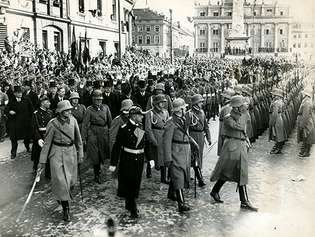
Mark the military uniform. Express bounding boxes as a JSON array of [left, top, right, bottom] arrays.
[[72, 104, 86, 131]]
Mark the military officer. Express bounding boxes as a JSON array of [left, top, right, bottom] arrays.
[[210, 95, 258, 212], [145, 94, 169, 183], [186, 94, 211, 187], [109, 106, 154, 219], [163, 98, 192, 213], [297, 88, 315, 157], [31, 95, 53, 175], [82, 90, 112, 184], [69, 92, 86, 132], [38, 100, 84, 222], [269, 88, 286, 154]]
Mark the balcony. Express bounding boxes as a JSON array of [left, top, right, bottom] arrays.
[[196, 48, 208, 53]]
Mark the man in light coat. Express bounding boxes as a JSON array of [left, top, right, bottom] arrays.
[[39, 100, 84, 222]]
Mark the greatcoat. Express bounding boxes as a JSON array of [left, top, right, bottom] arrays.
[[297, 96, 315, 144], [269, 98, 286, 142]]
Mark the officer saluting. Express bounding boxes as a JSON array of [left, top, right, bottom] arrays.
[[109, 106, 154, 219], [31, 95, 53, 175]]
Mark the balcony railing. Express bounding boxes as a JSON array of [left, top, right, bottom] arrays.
[[196, 48, 208, 53]]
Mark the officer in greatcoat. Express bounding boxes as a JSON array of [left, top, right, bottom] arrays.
[[297, 88, 315, 157], [163, 98, 192, 213], [210, 95, 258, 212], [145, 94, 169, 183], [269, 88, 286, 154], [69, 92, 86, 132], [186, 94, 211, 187], [82, 90, 112, 184], [38, 100, 84, 222], [109, 106, 154, 219], [31, 95, 53, 175]]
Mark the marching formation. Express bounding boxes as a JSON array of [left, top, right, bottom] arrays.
[[0, 47, 314, 223]]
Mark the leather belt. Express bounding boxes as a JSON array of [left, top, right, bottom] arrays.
[[123, 147, 144, 154], [172, 140, 190, 144], [53, 141, 74, 147], [38, 127, 46, 131]]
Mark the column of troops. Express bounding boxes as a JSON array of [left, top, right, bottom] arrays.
[[1, 65, 313, 222]]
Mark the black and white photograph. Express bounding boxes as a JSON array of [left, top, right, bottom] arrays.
[[0, 0, 314, 236]]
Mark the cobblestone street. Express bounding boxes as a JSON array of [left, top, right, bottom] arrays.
[[0, 119, 314, 237]]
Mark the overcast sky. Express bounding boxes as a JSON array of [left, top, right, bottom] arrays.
[[135, 0, 315, 26]]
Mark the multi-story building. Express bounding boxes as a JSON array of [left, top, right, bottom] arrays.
[[0, 0, 133, 56], [291, 22, 315, 64], [132, 8, 193, 57], [193, 0, 292, 57]]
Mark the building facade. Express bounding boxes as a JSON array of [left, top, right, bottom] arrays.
[[193, 0, 292, 57], [290, 22, 315, 64], [132, 8, 193, 57], [0, 0, 133, 56]]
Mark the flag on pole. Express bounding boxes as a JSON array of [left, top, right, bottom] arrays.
[[82, 29, 91, 66], [71, 26, 77, 65]]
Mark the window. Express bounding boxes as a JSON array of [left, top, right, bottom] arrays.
[[111, 0, 117, 20], [253, 11, 257, 16], [137, 25, 143, 32], [280, 11, 284, 16], [39, 0, 47, 3], [154, 35, 160, 44], [266, 9, 272, 13], [146, 35, 151, 44], [97, 0, 102, 16], [54, 31, 61, 52], [146, 25, 151, 32], [138, 35, 143, 45], [99, 41, 106, 55], [53, 0, 60, 7], [279, 29, 283, 35], [293, 34, 297, 39], [200, 29, 206, 35], [227, 12, 232, 16], [213, 42, 219, 52], [79, 0, 84, 13], [154, 25, 160, 32], [200, 42, 206, 48], [213, 12, 219, 16], [265, 29, 270, 35], [200, 11, 205, 17], [298, 43, 301, 48], [293, 43, 296, 48], [42, 30, 48, 49], [213, 29, 219, 35], [305, 34, 308, 38], [132, 36, 135, 45]]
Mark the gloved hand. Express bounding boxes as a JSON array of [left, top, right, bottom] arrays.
[[109, 166, 116, 172], [38, 139, 45, 147], [9, 110, 16, 115], [208, 140, 212, 146], [149, 160, 155, 169]]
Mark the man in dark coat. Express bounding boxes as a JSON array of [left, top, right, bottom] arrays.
[[69, 92, 86, 132], [132, 80, 151, 111], [210, 95, 258, 212], [109, 106, 154, 219], [5, 86, 33, 159], [23, 80, 39, 111], [82, 90, 112, 184], [31, 95, 53, 175], [103, 80, 121, 119], [81, 80, 93, 108], [50, 87, 66, 114]]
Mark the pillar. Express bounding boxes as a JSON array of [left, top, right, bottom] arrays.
[[260, 24, 264, 50], [220, 23, 225, 54], [194, 24, 198, 50], [274, 23, 278, 53]]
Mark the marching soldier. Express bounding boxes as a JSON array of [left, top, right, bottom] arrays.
[[297, 88, 315, 157], [31, 95, 53, 176], [186, 94, 211, 187], [163, 98, 192, 213], [82, 90, 112, 184], [269, 88, 286, 154], [210, 95, 258, 212], [145, 94, 169, 183], [109, 106, 154, 219], [146, 83, 173, 115], [69, 92, 86, 132], [38, 100, 84, 222]]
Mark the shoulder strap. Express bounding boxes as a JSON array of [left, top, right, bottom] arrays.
[[51, 120, 74, 143]]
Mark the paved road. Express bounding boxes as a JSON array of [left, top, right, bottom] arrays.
[[0, 118, 314, 237]]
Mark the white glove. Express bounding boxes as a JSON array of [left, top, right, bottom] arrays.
[[38, 139, 44, 148], [109, 166, 116, 172], [149, 160, 155, 169]]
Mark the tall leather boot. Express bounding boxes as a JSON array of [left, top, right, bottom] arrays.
[[299, 142, 305, 156], [129, 198, 139, 219], [176, 189, 190, 213], [210, 180, 225, 203], [146, 162, 152, 178], [61, 201, 70, 221], [93, 164, 101, 184], [270, 143, 279, 154], [300, 143, 311, 157], [167, 182, 177, 201], [160, 166, 169, 184], [239, 185, 258, 212], [193, 166, 206, 187]]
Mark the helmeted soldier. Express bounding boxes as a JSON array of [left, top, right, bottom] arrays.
[[163, 98, 192, 213], [269, 88, 286, 154], [297, 88, 315, 157], [31, 95, 53, 176], [69, 92, 86, 132], [186, 94, 211, 187], [82, 90, 112, 184], [38, 100, 84, 222], [210, 95, 258, 212], [109, 106, 154, 219], [146, 83, 173, 115], [145, 94, 169, 183]]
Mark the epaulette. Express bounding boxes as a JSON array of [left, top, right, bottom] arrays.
[[48, 118, 56, 124], [121, 123, 127, 128], [166, 116, 173, 122], [224, 113, 231, 119], [34, 110, 38, 114]]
